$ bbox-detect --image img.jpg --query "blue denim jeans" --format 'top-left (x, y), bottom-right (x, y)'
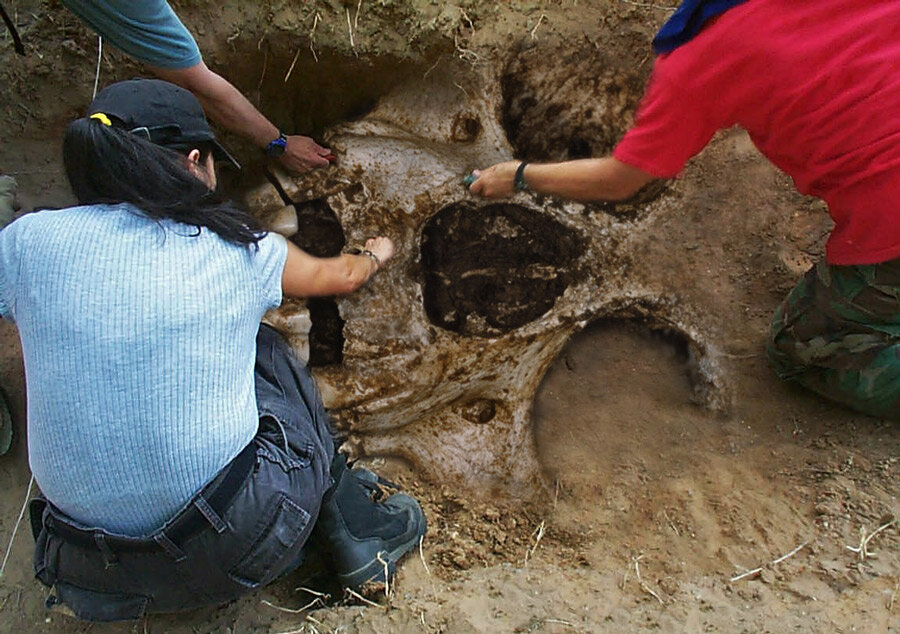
top-left (30, 325), bottom-right (335, 621)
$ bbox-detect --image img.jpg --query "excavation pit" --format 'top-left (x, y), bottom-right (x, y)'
top-left (306, 297), bottom-right (345, 366)
top-left (501, 45), bottom-right (646, 163)
top-left (421, 202), bottom-right (587, 337)
top-left (287, 199), bottom-right (345, 257)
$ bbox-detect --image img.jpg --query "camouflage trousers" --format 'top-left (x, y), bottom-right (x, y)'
top-left (767, 257), bottom-right (900, 419)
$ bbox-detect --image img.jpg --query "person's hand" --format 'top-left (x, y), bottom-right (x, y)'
top-left (279, 135), bottom-right (333, 173)
top-left (468, 160), bottom-right (520, 198)
top-left (364, 236), bottom-right (395, 267)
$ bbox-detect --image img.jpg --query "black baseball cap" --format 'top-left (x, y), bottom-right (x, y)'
top-left (87, 78), bottom-right (240, 170)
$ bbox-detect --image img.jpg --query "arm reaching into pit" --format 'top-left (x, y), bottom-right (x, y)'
top-left (281, 237), bottom-right (395, 298)
top-left (60, 0), bottom-right (331, 174)
top-left (151, 62), bottom-right (332, 173)
top-left (468, 157), bottom-right (656, 202)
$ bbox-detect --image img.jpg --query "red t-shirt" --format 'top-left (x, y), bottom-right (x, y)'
top-left (614, 0), bottom-right (900, 265)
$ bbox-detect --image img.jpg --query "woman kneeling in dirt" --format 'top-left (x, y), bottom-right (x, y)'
top-left (0, 78), bottom-right (426, 622)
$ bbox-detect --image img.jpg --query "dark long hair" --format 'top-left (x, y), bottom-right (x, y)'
top-left (63, 118), bottom-right (263, 246)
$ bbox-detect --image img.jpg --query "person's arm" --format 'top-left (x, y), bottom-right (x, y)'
top-left (281, 237), bottom-right (395, 298)
top-left (0, 211), bottom-right (26, 323)
top-left (151, 62), bottom-right (332, 173)
top-left (468, 157), bottom-right (656, 202)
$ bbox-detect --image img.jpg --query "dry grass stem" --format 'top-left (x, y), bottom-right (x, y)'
top-left (845, 519), bottom-right (896, 561)
top-left (354, 0), bottom-right (362, 30)
top-left (345, 587), bottom-right (383, 609)
top-left (459, 8), bottom-right (475, 34)
top-left (418, 534), bottom-right (432, 576)
top-left (308, 12), bottom-right (321, 62)
top-left (261, 597), bottom-right (324, 614)
top-left (663, 510), bottom-right (680, 536)
top-left (422, 58), bottom-right (440, 79)
top-left (92, 35), bottom-right (102, 99)
top-left (376, 552), bottom-right (391, 598)
top-left (524, 520), bottom-right (546, 564)
top-left (284, 48), bottom-right (301, 83)
top-left (545, 618), bottom-right (576, 628)
top-left (530, 13), bottom-right (546, 40)
top-left (0, 474), bottom-right (34, 578)
top-left (632, 554), bottom-right (664, 605)
top-left (346, 8), bottom-right (352, 47)
top-left (889, 578), bottom-right (898, 612)
top-left (346, 8), bottom-right (358, 57)
top-left (295, 586), bottom-right (329, 599)
top-left (453, 34), bottom-right (479, 64)
top-left (299, 596), bottom-right (327, 612)
top-left (618, 0), bottom-right (677, 10)
top-left (730, 540), bottom-right (810, 582)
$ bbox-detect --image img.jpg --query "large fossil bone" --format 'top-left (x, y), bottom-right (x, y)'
top-left (246, 58), bottom-right (731, 499)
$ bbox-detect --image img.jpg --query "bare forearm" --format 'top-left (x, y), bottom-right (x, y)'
top-left (470, 157), bottom-right (656, 202)
top-left (282, 238), bottom-right (394, 298)
top-left (313, 254), bottom-right (378, 296)
top-left (524, 158), bottom-right (653, 201)
top-left (284, 252), bottom-right (376, 298)
top-left (151, 62), bottom-right (332, 172)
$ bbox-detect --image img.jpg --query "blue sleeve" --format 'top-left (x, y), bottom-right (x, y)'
top-left (0, 218), bottom-right (24, 322)
top-left (61, 0), bottom-right (202, 69)
top-left (254, 233), bottom-right (287, 311)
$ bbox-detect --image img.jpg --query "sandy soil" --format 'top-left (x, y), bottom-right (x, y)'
top-left (0, 1), bottom-right (897, 633)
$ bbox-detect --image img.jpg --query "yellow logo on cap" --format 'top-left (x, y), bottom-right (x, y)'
top-left (89, 113), bottom-right (112, 126)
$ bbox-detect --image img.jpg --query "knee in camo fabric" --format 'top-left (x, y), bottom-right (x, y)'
top-left (767, 258), bottom-right (900, 419)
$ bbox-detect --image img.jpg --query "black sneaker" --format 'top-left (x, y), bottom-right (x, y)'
top-left (314, 454), bottom-right (426, 589)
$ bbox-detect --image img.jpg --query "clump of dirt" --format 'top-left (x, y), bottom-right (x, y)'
top-left (408, 481), bottom-right (547, 574)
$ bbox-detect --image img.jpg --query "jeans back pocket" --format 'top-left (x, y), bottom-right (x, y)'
top-left (228, 493), bottom-right (311, 588)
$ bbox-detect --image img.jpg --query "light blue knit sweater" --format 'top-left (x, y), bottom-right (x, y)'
top-left (0, 204), bottom-right (286, 535)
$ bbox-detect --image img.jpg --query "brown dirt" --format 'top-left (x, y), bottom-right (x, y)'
top-left (0, 1), bottom-right (897, 633)
top-left (421, 201), bottom-right (587, 336)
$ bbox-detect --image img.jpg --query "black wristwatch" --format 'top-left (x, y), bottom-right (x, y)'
top-left (514, 161), bottom-right (529, 191)
top-left (265, 132), bottom-right (288, 157)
